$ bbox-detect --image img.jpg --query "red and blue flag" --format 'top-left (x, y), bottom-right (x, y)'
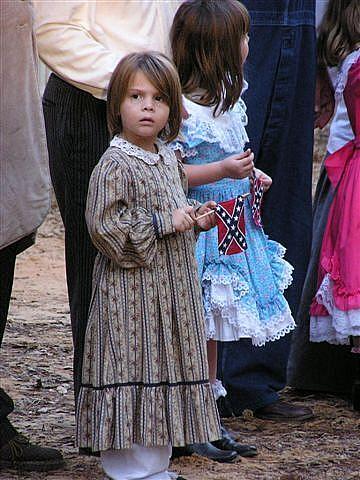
top-left (215, 196), bottom-right (247, 255)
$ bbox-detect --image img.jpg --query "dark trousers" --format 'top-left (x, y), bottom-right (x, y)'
top-left (0, 235), bottom-right (35, 443)
top-left (220, 1), bottom-right (316, 412)
top-left (42, 74), bottom-right (108, 397)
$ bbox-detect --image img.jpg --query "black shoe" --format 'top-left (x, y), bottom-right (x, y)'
top-left (171, 446), bottom-right (193, 459)
top-left (188, 442), bottom-right (238, 463)
top-left (0, 424), bottom-right (64, 472)
top-left (212, 426), bottom-right (257, 457)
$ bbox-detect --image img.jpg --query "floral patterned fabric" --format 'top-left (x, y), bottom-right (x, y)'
top-left (173, 96), bottom-right (296, 345)
top-left (76, 136), bottom-right (221, 452)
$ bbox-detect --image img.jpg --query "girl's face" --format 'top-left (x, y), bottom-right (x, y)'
top-left (241, 34), bottom-right (249, 64)
top-left (120, 70), bottom-right (170, 151)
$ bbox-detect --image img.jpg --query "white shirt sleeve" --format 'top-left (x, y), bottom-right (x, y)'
top-left (33, 1), bottom-right (123, 99)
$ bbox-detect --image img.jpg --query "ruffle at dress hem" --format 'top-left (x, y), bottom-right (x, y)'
top-left (310, 274), bottom-right (360, 345)
top-left (76, 382), bottom-right (220, 452)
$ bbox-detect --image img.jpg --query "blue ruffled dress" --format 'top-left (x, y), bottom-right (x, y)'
top-left (173, 95), bottom-right (295, 346)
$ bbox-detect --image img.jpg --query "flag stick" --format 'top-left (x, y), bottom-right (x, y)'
top-left (196, 209), bottom-right (215, 220)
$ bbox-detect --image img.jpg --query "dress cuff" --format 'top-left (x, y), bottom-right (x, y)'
top-left (152, 211), bottom-right (175, 239)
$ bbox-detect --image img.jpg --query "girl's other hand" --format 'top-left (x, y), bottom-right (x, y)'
top-left (222, 149), bottom-right (254, 179)
top-left (195, 201), bottom-right (217, 231)
top-left (254, 168), bottom-right (272, 191)
top-left (172, 206), bottom-right (195, 232)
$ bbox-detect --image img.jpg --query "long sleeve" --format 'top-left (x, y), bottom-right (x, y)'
top-left (0, 1), bottom-right (51, 249)
top-left (33, 2), bottom-right (120, 99)
top-left (86, 155), bottom-right (174, 268)
top-left (33, 1), bottom-right (180, 100)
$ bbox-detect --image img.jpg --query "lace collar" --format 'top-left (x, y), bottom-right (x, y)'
top-left (110, 135), bottom-right (176, 165)
top-left (181, 94), bottom-right (249, 154)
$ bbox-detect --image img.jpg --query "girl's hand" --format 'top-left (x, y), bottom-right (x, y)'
top-left (222, 149), bottom-right (254, 179)
top-left (254, 168), bottom-right (272, 191)
top-left (172, 206), bottom-right (195, 233)
top-left (195, 201), bottom-right (217, 231)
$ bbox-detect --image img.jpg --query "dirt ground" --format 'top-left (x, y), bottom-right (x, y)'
top-left (1, 133), bottom-right (359, 480)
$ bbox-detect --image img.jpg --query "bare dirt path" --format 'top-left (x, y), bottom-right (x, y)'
top-left (1, 199), bottom-right (359, 480)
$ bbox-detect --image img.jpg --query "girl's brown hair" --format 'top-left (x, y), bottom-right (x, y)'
top-left (171, 0), bottom-right (250, 116)
top-left (317, 0), bottom-right (360, 67)
top-left (107, 52), bottom-right (182, 142)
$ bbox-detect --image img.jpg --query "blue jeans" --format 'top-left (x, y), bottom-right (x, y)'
top-left (219, 0), bottom-right (316, 412)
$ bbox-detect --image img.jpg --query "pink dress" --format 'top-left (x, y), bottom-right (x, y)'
top-left (310, 51), bottom-right (360, 345)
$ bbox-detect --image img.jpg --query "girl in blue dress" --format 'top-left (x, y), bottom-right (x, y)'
top-left (171, 0), bottom-right (295, 412)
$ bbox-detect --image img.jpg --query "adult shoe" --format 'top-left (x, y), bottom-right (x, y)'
top-left (255, 400), bottom-right (314, 421)
top-left (0, 419), bottom-right (64, 472)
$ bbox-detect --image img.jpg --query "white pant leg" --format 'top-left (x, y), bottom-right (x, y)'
top-left (101, 444), bottom-right (172, 480)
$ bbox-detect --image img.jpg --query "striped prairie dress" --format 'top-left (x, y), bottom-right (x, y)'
top-left (76, 136), bottom-right (221, 452)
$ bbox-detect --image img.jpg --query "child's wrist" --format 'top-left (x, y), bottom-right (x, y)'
top-left (218, 160), bottom-right (227, 179)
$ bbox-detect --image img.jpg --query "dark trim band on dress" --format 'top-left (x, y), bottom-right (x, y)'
top-left (80, 379), bottom-right (210, 390)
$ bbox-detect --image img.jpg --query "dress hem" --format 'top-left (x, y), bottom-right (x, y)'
top-left (76, 382), bottom-right (221, 452)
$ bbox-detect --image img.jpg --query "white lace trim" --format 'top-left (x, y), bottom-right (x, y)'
top-left (171, 141), bottom-right (197, 159)
top-left (203, 276), bottom-right (295, 344)
top-left (334, 49), bottom-right (360, 102)
top-left (211, 379), bottom-right (227, 400)
top-left (203, 272), bottom-right (250, 302)
top-left (278, 263), bottom-right (294, 294)
top-left (310, 274), bottom-right (360, 345)
top-left (178, 96), bottom-right (249, 155)
top-left (110, 135), bottom-right (176, 165)
top-left (205, 299), bottom-right (296, 345)
top-left (268, 244), bottom-right (294, 293)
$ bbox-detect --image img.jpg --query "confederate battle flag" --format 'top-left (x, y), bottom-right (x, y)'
top-left (215, 195), bottom-right (247, 255)
top-left (250, 172), bottom-right (264, 227)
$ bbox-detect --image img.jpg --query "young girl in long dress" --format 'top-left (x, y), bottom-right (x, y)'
top-left (170, 0), bottom-right (296, 444)
top-left (308, 0), bottom-right (360, 408)
top-left (75, 52), bottom-right (220, 480)
top-left (288, 0), bottom-right (360, 402)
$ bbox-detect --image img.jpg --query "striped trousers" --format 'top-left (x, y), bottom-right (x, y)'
top-left (42, 74), bottom-right (108, 396)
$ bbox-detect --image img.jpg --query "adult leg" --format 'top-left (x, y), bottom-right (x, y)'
top-left (42, 74), bottom-right (108, 397)
top-left (0, 237), bottom-right (64, 471)
top-left (0, 240), bottom-right (18, 438)
top-left (0, 240), bottom-right (17, 346)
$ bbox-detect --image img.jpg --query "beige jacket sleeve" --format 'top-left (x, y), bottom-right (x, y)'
top-left (0, 1), bottom-right (51, 249)
top-left (33, 1), bottom-right (180, 100)
top-left (33, 1), bottom-right (121, 99)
